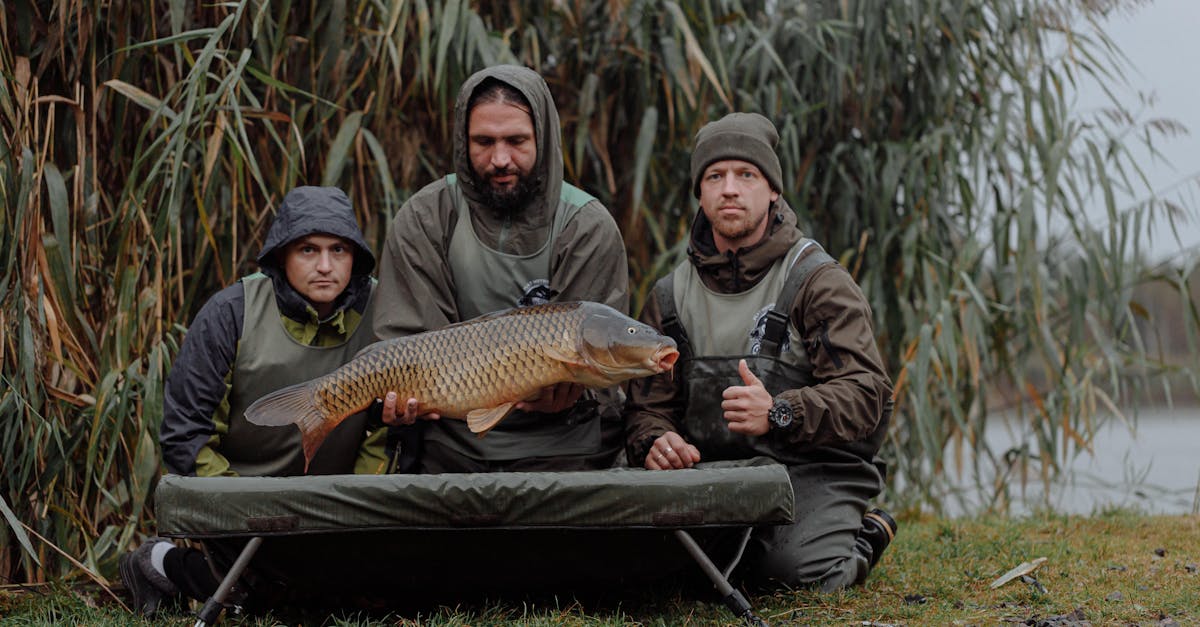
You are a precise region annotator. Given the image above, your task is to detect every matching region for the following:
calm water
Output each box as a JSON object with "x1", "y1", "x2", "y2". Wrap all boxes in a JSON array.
[{"x1": 937, "y1": 407, "x2": 1200, "y2": 516}]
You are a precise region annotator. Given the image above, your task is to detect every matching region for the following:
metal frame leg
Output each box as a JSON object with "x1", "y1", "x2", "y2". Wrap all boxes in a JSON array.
[
  {"x1": 673, "y1": 529, "x2": 768, "y2": 627},
  {"x1": 194, "y1": 536, "x2": 263, "y2": 627}
]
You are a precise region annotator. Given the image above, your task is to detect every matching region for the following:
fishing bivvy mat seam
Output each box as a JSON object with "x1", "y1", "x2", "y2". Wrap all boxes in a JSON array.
[{"x1": 153, "y1": 457, "x2": 792, "y2": 610}]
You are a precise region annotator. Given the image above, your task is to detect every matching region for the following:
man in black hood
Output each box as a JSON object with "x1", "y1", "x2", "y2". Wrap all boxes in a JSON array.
[{"x1": 122, "y1": 186, "x2": 388, "y2": 616}]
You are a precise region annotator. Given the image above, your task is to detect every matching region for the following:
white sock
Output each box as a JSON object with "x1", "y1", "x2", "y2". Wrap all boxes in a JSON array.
[{"x1": 150, "y1": 541, "x2": 174, "y2": 577}]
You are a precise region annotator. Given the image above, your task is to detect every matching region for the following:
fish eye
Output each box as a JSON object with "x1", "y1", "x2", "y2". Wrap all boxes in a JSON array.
[{"x1": 627, "y1": 326, "x2": 637, "y2": 334}]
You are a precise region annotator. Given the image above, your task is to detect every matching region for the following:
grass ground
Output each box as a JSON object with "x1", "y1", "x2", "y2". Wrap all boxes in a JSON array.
[{"x1": 1, "y1": 510, "x2": 1197, "y2": 626}]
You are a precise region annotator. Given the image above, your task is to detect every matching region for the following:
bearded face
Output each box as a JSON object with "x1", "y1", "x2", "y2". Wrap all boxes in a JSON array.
[
  {"x1": 477, "y1": 164, "x2": 537, "y2": 212},
  {"x1": 468, "y1": 101, "x2": 538, "y2": 212}
]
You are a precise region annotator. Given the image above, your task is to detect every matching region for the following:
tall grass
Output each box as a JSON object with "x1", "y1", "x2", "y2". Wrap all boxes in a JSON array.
[{"x1": 2, "y1": 0, "x2": 1197, "y2": 585}]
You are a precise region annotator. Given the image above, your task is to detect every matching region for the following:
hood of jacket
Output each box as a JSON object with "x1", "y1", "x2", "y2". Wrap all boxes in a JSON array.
[
  {"x1": 451, "y1": 65, "x2": 564, "y2": 254},
  {"x1": 255, "y1": 186, "x2": 375, "y2": 320},
  {"x1": 256, "y1": 186, "x2": 375, "y2": 275},
  {"x1": 686, "y1": 198, "x2": 803, "y2": 293}
]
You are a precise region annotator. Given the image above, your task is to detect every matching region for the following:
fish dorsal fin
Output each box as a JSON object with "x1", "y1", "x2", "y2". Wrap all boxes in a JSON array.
[{"x1": 466, "y1": 402, "x2": 517, "y2": 436}]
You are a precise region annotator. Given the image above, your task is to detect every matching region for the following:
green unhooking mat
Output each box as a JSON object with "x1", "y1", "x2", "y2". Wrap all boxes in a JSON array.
[{"x1": 154, "y1": 458, "x2": 793, "y2": 603}]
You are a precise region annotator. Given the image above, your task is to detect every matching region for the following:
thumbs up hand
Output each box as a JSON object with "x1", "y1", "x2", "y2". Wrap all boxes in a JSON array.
[{"x1": 722, "y1": 359, "x2": 773, "y2": 436}]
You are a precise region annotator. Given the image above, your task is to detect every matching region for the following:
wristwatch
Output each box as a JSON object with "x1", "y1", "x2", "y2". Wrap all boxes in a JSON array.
[{"x1": 767, "y1": 397, "x2": 794, "y2": 430}]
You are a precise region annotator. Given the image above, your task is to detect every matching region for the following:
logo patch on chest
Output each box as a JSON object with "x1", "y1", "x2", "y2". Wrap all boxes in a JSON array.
[
  {"x1": 518, "y1": 279, "x2": 558, "y2": 307},
  {"x1": 749, "y1": 305, "x2": 791, "y2": 355}
]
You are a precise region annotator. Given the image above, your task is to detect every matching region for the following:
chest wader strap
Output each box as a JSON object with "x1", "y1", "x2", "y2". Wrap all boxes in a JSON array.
[
  {"x1": 757, "y1": 242, "x2": 836, "y2": 358},
  {"x1": 657, "y1": 240, "x2": 836, "y2": 359},
  {"x1": 384, "y1": 424, "x2": 423, "y2": 474},
  {"x1": 654, "y1": 273, "x2": 693, "y2": 364}
]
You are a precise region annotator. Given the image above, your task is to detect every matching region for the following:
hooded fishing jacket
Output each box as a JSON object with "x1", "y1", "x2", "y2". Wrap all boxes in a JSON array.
[
  {"x1": 624, "y1": 201, "x2": 893, "y2": 465},
  {"x1": 373, "y1": 65, "x2": 629, "y2": 463},
  {"x1": 159, "y1": 187, "x2": 385, "y2": 477}
]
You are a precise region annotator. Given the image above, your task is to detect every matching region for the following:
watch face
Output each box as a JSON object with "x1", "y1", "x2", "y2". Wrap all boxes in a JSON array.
[{"x1": 769, "y1": 400, "x2": 793, "y2": 428}]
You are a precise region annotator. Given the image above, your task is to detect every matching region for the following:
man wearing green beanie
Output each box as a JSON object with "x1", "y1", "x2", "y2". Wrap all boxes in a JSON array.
[{"x1": 624, "y1": 112, "x2": 898, "y2": 591}]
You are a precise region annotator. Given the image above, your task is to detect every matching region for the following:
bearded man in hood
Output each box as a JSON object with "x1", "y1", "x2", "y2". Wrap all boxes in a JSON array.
[{"x1": 373, "y1": 65, "x2": 629, "y2": 473}]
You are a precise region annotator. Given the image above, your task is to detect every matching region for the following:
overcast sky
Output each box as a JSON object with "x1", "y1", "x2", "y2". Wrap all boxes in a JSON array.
[{"x1": 1074, "y1": 0, "x2": 1200, "y2": 259}]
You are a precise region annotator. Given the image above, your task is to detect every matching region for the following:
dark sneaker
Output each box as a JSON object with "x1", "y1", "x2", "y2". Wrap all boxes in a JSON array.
[
  {"x1": 859, "y1": 508, "x2": 898, "y2": 568},
  {"x1": 119, "y1": 538, "x2": 179, "y2": 617}
]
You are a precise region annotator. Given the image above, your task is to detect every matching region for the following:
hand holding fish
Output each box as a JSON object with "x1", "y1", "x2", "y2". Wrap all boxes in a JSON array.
[
  {"x1": 381, "y1": 382, "x2": 582, "y2": 426},
  {"x1": 722, "y1": 359, "x2": 772, "y2": 436},
  {"x1": 380, "y1": 392, "x2": 441, "y2": 426}
]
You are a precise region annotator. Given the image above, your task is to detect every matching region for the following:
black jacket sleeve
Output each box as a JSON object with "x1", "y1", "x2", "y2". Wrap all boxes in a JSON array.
[{"x1": 159, "y1": 283, "x2": 245, "y2": 476}]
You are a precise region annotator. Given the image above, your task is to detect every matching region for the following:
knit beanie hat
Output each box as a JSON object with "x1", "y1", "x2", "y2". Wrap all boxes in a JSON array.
[{"x1": 689, "y1": 112, "x2": 783, "y2": 198}]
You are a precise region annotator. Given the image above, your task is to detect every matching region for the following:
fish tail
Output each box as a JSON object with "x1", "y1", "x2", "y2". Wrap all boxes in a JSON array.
[
  {"x1": 244, "y1": 381, "x2": 338, "y2": 470},
  {"x1": 244, "y1": 381, "x2": 328, "y2": 427}
]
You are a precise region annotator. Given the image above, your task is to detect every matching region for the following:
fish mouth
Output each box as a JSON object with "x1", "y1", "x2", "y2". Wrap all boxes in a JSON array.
[{"x1": 655, "y1": 346, "x2": 680, "y2": 372}]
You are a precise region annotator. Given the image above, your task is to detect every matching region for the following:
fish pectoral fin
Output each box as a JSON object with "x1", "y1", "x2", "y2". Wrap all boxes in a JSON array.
[
  {"x1": 541, "y1": 344, "x2": 587, "y2": 368},
  {"x1": 466, "y1": 402, "x2": 517, "y2": 436},
  {"x1": 562, "y1": 364, "x2": 610, "y2": 388},
  {"x1": 540, "y1": 345, "x2": 608, "y2": 385}
]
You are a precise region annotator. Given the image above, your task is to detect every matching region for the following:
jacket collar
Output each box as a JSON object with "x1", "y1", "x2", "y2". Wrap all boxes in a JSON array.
[{"x1": 686, "y1": 199, "x2": 802, "y2": 292}]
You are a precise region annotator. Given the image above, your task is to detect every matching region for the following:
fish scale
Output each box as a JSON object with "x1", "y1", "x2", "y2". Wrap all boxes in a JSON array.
[{"x1": 244, "y1": 301, "x2": 679, "y2": 469}]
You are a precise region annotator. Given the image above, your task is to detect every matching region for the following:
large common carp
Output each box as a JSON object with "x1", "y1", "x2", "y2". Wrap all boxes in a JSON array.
[{"x1": 244, "y1": 301, "x2": 679, "y2": 468}]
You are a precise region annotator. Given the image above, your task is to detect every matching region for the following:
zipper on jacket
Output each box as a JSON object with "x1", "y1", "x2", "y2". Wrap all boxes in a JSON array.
[
  {"x1": 727, "y1": 250, "x2": 743, "y2": 292},
  {"x1": 818, "y1": 320, "x2": 844, "y2": 369}
]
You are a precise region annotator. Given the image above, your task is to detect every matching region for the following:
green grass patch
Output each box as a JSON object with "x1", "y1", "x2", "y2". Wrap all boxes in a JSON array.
[{"x1": 2, "y1": 511, "x2": 1197, "y2": 625}]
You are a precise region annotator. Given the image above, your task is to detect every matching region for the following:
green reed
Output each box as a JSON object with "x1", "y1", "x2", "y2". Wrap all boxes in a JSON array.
[{"x1": 1, "y1": 0, "x2": 1197, "y2": 585}]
